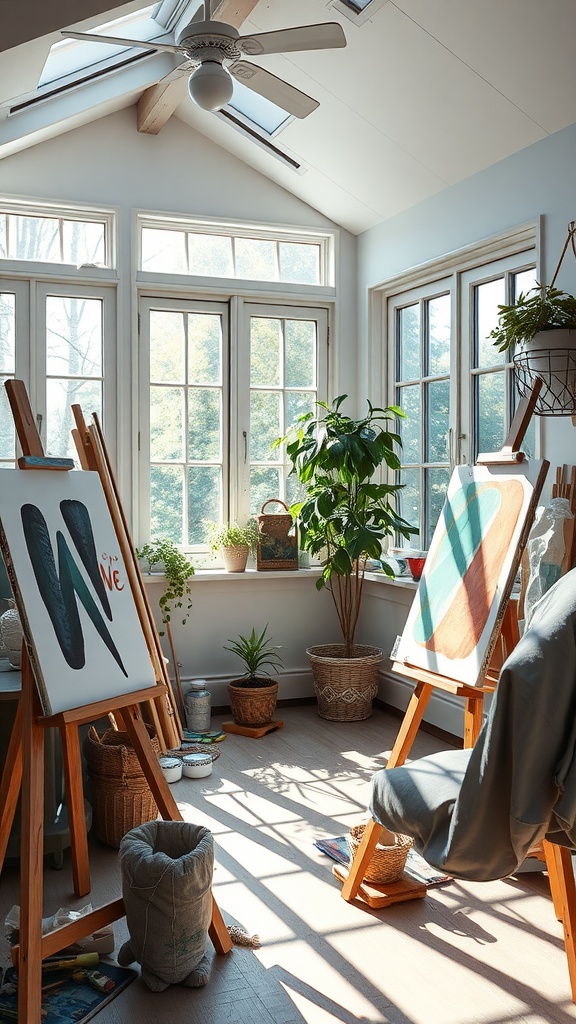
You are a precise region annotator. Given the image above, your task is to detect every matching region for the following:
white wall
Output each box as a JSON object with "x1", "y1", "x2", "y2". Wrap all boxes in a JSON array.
[{"x1": 0, "y1": 107, "x2": 355, "y2": 707}]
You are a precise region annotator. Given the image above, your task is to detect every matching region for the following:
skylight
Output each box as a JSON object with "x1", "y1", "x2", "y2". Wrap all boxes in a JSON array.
[
  {"x1": 228, "y1": 81, "x2": 291, "y2": 136},
  {"x1": 38, "y1": 6, "x2": 161, "y2": 88}
]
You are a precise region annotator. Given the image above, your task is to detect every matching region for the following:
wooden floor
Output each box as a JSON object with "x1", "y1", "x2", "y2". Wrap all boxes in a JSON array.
[{"x1": 1, "y1": 704, "x2": 576, "y2": 1024}]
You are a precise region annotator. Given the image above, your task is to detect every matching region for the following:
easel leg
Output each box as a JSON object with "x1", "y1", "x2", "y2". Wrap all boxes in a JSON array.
[
  {"x1": 463, "y1": 693, "x2": 485, "y2": 749},
  {"x1": 18, "y1": 652, "x2": 45, "y2": 1023},
  {"x1": 209, "y1": 896, "x2": 233, "y2": 954},
  {"x1": 0, "y1": 698, "x2": 22, "y2": 874},
  {"x1": 543, "y1": 840, "x2": 576, "y2": 1002},
  {"x1": 387, "y1": 682, "x2": 433, "y2": 768},
  {"x1": 60, "y1": 723, "x2": 91, "y2": 897},
  {"x1": 340, "y1": 819, "x2": 384, "y2": 902}
]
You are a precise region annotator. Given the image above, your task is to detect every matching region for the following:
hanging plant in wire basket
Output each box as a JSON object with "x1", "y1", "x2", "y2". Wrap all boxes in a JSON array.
[{"x1": 490, "y1": 221, "x2": 576, "y2": 415}]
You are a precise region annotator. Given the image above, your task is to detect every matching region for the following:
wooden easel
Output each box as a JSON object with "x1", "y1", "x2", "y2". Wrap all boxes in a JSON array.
[
  {"x1": 338, "y1": 384, "x2": 576, "y2": 1002},
  {"x1": 0, "y1": 381, "x2": 232, "y2": 1023},
  {"x1": 340, "y1": 384, "x2": 547, "y2": 903}
]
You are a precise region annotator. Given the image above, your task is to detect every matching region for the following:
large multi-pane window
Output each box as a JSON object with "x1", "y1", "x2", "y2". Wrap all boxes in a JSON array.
[
  {"x1": 388, "y1": 234, "x2": 538, "y2": 548},
  {"x1": 139, "y1": 297, "x2": 328, "y2": 548},
  {"x1": 0, "y1": 279, "x2": 113, "y2": 465}
]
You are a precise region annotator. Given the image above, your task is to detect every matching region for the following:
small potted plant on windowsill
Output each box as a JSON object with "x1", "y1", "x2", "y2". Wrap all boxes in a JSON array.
[
  {"x1": 224, "y1": 624, "x2": 284, "y2": 727},
  {"x1": 207, "y1": 520, "x2": 259, "y2": 572},
  {"x1": 489, "y1": 222, "x2": 576, "y2": 415},
  {"x1": 136, "y1": 538, "x2": 194, "y2": 718}
]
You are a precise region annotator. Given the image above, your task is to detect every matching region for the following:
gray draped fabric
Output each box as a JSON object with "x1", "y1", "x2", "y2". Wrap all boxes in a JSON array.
[{"x1": 370, "y1": 568, "x2": 576, "y2": 881}]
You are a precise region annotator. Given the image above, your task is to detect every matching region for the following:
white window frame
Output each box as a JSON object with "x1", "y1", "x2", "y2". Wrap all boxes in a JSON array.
[
  {"x1": 137, "y1": 294, "x2": 231, "y2": 546},
  {"x1": 137, "y1": 211, "x2": 335, "y2": 288},
  {"x1": 0, "y1": 197, "x2": 116, "y2": 270},
  {"x1": 370, "y1": 222, "x2": 540, "y2": 548},
  {"x1": 137, "y1": 291, "x2": 330, "y2": 551}
]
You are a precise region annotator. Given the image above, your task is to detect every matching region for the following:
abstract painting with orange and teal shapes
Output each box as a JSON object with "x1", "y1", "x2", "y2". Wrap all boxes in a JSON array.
[{"x1": 394, "y1": 460, "x2": 546, "y2": 686}]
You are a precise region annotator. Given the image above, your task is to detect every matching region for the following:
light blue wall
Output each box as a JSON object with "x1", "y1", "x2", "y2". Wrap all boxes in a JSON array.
[
  {"x1": 357, "y1": 123, "x2": 576, "y2": 732},
  {"x1": 356, "y1": 122, "x2": 576, "y2": 476}
]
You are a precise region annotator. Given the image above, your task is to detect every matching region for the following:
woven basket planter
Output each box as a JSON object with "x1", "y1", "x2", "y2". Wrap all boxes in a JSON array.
[
  {"x1": 84, "y1": 725, "x2": 160, "y2": 848},
  {"x1": 228, "y1": 679, "x2": 278, "y2": 726},
  {"x1": 348, "y1": 824, "x2": 413, "y2": 884},
  {"x1": 307, "y1": 644, "x2": 382, "y2": 721}
]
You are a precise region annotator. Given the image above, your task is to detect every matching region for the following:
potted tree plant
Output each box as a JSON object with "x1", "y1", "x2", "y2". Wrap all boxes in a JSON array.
[
  {"x1": 136, "y1": 538, "x2": 194, "y2": 719},
  {"x1": 490, "y1": 222, "x2": 576, "y2": 415},
  {"x1": 277, "y1": 394, "x2": 414, "y2": 721},
  {"x1": 224, "y1": 624, "x2": 283, "y2": 727},
  {"x1": 207, "y1": 520, "x2": 258, "y2": 572}
]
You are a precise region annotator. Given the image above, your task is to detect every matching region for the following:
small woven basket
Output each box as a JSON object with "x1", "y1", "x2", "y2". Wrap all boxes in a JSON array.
[
  {"x1": 84, "y1": 725, "x2": 160, "y2": 848},
  {"x1": 228, "y1": 680, "x2": 278, "y2": 726},
  {"x1": 307, "y1": 644, "x2": 382, "y2": 721},
  {"x1": 347, "y1": 824, "x2": 413, "y2": 884}
]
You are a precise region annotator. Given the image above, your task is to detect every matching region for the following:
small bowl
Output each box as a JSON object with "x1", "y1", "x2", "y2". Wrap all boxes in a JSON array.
[
  {"x1": 182, "y1": 752, "x2": 213, "y2": 779},
  {"x1": 158, "y1": 756, "x2": 182, "y2": 784},
  {"x1": 406, "y1": 555, "x2": 427, "y2": 581}
]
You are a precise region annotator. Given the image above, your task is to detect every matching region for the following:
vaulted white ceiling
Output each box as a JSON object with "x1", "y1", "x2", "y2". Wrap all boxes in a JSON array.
[{"x1": 2, "y1": 0, "x2": 575, "y2": 234}]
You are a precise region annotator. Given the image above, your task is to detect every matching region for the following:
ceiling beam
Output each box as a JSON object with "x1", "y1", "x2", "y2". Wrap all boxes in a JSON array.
[{"x1": 137, "y1": 0, "x2": 260, "y2": 136}]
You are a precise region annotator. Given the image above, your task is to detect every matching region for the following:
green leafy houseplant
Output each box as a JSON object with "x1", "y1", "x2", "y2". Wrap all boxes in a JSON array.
[
  {"x1": 490, "y1": 284, "x2": 576, "y2": 352},
  {"x1": 224, "y1": 625, "x2": 284, "y2": 689},
  {"x1": 207, "y1": 520, "x2": 259, "y2": 555},
  {"x1": 277, "y1": 395, "x2": 415, "y2": 659},
  {"x1": 136, "y1": 538, "x2": 194, "y2": 631}
]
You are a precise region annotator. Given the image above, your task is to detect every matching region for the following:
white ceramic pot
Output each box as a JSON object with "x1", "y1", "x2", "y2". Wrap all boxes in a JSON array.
[
  {"x1": 221, "y1": 544, "x2": 249, "y2": 572},
  {"x1": 514, "y1": 328, "x2": 576, "y2": 414}
]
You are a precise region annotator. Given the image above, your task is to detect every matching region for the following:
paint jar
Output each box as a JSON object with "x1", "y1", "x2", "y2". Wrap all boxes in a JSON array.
[
  {"x1": 182, "y1": 753, "x2": 213, "y2": 779},
  {"x1": 158, "y1": 756, "x2": 182, "y2": 784},
  {"x1": 184, "y1": 680, "x2": 211, "y2": 734}
]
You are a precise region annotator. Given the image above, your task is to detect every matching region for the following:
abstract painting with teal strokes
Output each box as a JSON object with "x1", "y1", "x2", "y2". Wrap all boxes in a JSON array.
[
  {"x1": 0, "y1": 469, "x2": 156, "y2": 715},
  {"x1": 394, "y1": 460, "x2": 544, "y2": 686}
]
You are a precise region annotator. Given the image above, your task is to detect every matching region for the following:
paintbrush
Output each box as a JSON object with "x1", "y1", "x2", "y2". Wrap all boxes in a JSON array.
[{"x1": 42, "y1": 952, "x2": 99, "y2": 973}]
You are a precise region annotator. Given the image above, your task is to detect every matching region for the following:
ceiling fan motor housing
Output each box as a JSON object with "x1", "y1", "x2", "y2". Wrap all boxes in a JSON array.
[{"x1": 175, "y1": 19, "x2": 242, "y2": 62}]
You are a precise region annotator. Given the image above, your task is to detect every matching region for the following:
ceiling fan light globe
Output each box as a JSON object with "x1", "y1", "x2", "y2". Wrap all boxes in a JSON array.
[{"x1": 188, "y1": 62, "x2": 234, "y2": 111}]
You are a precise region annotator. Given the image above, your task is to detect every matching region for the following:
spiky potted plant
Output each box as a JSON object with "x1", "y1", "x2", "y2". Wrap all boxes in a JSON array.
[
  {"x1": 276, "y1": 394, "x2": 414, "y2": 721},
  {"x1": 224, "y1": 624, "x2": 284, "y2": 727}
]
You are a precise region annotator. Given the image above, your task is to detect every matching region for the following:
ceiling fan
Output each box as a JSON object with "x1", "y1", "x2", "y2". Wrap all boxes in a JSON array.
[{"x1": 61, "y1": 1, "x2": 347, "y2": 118}]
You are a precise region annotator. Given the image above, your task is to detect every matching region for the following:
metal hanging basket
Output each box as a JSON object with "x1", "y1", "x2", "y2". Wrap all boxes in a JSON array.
[
  {"x1": 514, "y1": 343, "x2": 576, "y2": 416},
  {"x1": 513, "y1": 221, "x2": 576, "y2": 416}
]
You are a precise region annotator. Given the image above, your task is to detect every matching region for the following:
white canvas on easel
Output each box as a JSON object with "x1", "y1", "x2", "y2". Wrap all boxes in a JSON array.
[
  {"x1": 0, "y1": 468, "x2": 156, "y2": 715},
  {"x1": 394, "y1": 459, "x2": 546, "y2": 686}
]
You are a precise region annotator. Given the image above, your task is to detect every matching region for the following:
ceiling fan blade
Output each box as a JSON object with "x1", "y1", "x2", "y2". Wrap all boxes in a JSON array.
[
  {"x1": 60, "y1": 30, "x2": 181, "y2": 54},
  {"x1": 238, "y1": 22, "x2": 346, "y2": 57},
  {"x1": 229, "y1": 61, "x2": 319, "y2": 119}
]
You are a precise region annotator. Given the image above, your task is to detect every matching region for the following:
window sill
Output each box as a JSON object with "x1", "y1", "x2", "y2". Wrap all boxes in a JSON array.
[
  {"x1": 364, "y1": 571, "x2": 418, "y2": 589},
  {"x1": 139, "y1": 567, "x2": 323, "y2": 584}
]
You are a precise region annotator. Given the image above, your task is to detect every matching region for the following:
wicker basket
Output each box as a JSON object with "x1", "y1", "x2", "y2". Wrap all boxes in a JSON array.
[
  {"x1": 348, "y1": 824, "x2": 413, "y2": 884},
  {"x1": 84, "y1": 725, "x2": 160, "y2": 848},
  {"x1": 257, "y1": 499, "x2": 298, "y2": 570},
  {"x1": 228, "y1": 679, "x2": 278, "y2": 726},
  {"x1": 307, "y1": 644, "x2": 383, "y2": 721}
]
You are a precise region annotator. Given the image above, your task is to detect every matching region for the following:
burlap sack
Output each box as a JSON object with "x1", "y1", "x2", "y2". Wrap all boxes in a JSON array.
[{"x1": 117, "y1": 820, "x2": 214, "y2": 991}]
